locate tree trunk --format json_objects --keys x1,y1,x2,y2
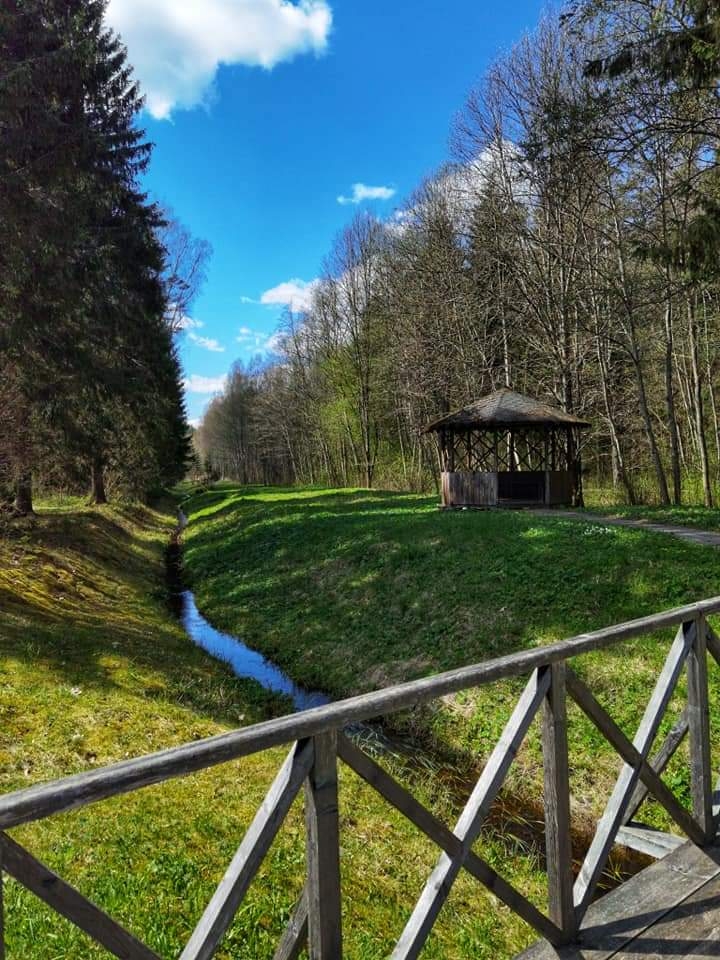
[
  {"x1": 663, "y1": 296, "x2": 682, "y2": 505},
  {"x1": 632, "y1": 352, "x2": 670, "y2": 504},
  {"x1": 14, "y1": 470, "x2": 34, "y2": 515},
  {"x1": 688, "y1": 297, "x2": 713, "y2": 507},
  {"x1": 595, "y1": 325, "x2": 636, "y2": 504},
  {"x1": 90, "y1": 458, "x2": 108, "y2": 505}
]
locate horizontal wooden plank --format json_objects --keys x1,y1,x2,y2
[
  {"x1": 1, "y1": 599, "x2": 719, "y2": 830},
  {"x1": 615, "y1": 825, "x2": 685, "y2": 860},
  {"x1": 0, "y1": 833, "x2": 160, "y2": 960},
  {"x1": 615, "y1": 870, "x2": 720, "y2": 959},
  {"x1": 517, "y1": 840, "x2": 720, "y2": 960}
]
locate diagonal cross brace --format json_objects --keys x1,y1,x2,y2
[
  {"x1": 180, "y1": 739, "x2": 314, "y2": 960},
  {"x1": 391, "y1": 667, "x2": 551, "y2": 960},
  {"x1": 570, "y1": 622, "x2": 696, "y2": 916},
  {"x1": 0, "y1": 833, "x2": 161, "y2": 960},
  {"x1": 273, "y1": 890, "x2": 308, "y2": 960},
  {"x1": 567, "y1": 621, "x2": 703, "y2": 918},
  {"x1": 337, "y1": 732, "x2": 562, "y2": 945}
]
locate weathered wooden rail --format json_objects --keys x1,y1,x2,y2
[{"x1": 2, "y1": 597, "x2": 720, "y2": 959}]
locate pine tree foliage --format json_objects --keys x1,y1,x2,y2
[{"x1": 0, "y1": 0, "x2": 193, "y2": 510}]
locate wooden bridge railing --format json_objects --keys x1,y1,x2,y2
[{"x1": 3, "y1": 597, "x2": 720, "y2": 959}]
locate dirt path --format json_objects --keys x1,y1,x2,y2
[{"x1": 532, "y1": 509, "x2": 720, "y2": 548}]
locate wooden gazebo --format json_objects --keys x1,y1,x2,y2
[{"x1": 426, "y1": 388, "x2": 590, "y2": 509}]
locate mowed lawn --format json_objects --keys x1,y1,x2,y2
[
  {"x1": 183, "y1": 485, "x2": 720, "y2": 833},
  {"x1": 0, "y1": 495, "x2": 554, "y2": 960}
]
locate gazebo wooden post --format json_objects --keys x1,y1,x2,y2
[
  {"x1": 544, "y1": 427, "x2": 551, "y2": 507},
  {"x1": 573, "y1": 427, "x2": 584, "y2": 508}
]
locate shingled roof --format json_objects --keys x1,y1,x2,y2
[{"x1": 425, "y1": 388, "x2": 591, "y2": 432}]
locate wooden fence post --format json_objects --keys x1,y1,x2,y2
[
  {"x1": 687, "y1": 617, "x2": 714, "y2": 844},
  {"x1": 305, "y1": 731, "x2": 342, "y2": 960},
  {"x1": 542, "y1": 662, "x2": 576, "y2": 942},
  {"x1": 0, "y1": 843, "x2": 5, "y2": 960}
]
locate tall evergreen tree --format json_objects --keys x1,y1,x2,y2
[{"x1": 0, "y1": 0, "x2": 191, "y2": 510}]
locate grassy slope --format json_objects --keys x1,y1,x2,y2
[
  {"x1": 0, "y1": 495, "x2": 544, "y2": 959},
  {"x1": 183, "y1": 485, "x2": 720, "y2": 833}
]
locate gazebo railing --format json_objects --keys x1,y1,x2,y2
[{"x1": 1, "y1": 597, "x2": 720, "y2": 959}]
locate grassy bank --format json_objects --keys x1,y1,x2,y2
[
  {"x1": 0, "y1": 494, "x2": 549, "y2": 959},
  {"x1": 183, "y1": 485, "x2": 720, "y2": 832}
]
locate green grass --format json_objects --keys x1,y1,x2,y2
[
  {"x1": 6, "y1": 484, "x2": 720, "y2": 958},
  {"x1": 0, "y1": 493, "x2": 550, "y2": 959},
  {"x1": 182, "y1": 484, "x2": 720, "y2": 839}
]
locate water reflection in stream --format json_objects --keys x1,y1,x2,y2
[
  {"x1": 169, "y1": 510, "x2": 330, "y2": 712},
  {"x1": 174, "y1": 588, "x2": 330, "y2": 711}
]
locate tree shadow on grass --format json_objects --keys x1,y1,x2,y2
[{"x1": 0, "y1": 505, "x2": 292, "y2": 739}]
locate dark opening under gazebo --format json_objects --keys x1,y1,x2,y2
[{"x1": 426, "y1": 388, "x2": 590, "y2": 509}]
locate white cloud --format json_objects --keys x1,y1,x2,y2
[
  {"x1": 337, "y1": 183, "x2": 396, "y2": 205},
  {"x1": 105, "y1": 0, "x2": 333, "y2": 119},
  {"x1": 183, "y1": 374, "x2": 228, "y2": 395},
  {"x1": 188, "y1": 332, "x2": 226, "y2": 353},
  {"x1": 188, "y1": 417, "x2": 201, "y2": 429},
  {"x1": 236, "y1": 325, "x2": 287, "y2": 354},
  {"x1": 237, "y1": 325, "x2": 265, "y2": 346},
  {"x1": 240, "y1": 296, "x2": 259, "y2": 305},
  {"x1": 173, "y1": 312, "x2": 204, "y2": 331},
  {"x1": 260, "y1": 277, "x2": 319, "y2": 313}
]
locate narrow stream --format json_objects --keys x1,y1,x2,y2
[
  {"x1": 166, "y1": 507, "x2": 652, "y2": 888},
  {"x1": 168, "y1": 510, "x2": 330, "y2": 712},
  {"x1": 174, "y1": 589, "x2": 330, "y2": 710}
]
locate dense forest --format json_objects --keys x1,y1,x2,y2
[
  {"x1": 0, "y1": 1, "x2": 205, "y2": 515},
  {"x1": 195, "y1": 0, "x2": 720, "y2": 506},
  {"x1": 4, "y1": 1, "x2": 720, "y2": 511}
]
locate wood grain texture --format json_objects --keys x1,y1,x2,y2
[
  {"x1": 180, "y1": 740, "x2": 313, "y2": 960},
  {"x1": 566, "y1": 669, "x2": 705, "y2": 849},
  {"x1": 569, "y1": 623, "x2": 697, "y2": 914},
  {"x1": 686, "y1": 617, "x2": 714, "y2": 843},
  {"x1": 616, "y1": 871, "x2": 720, "y2": 959},
  {"x1": 622, "y1": 709, "x2": 689, "y2": 826},
  {"x1": 615, "y1": 825, "x2": 685, "y2": 860},
  {"x1": 543, "y1": 663, "x2": 576, "y2": 941},
  {"x1": 518, "y1": 840, "x2": 720, "y2": 960},
  {"x1": 0, "y1": 834, "x2": 160, "y2": 960},
  {"x1": 305, "y1": 731, "x2": 342, "y2": 960}
]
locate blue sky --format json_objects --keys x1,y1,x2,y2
[{"x1": 105, "y1": 0, "x2": 548, "y2": 424}]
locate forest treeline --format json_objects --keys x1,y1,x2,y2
[
  {"x1": 196, "y1": 0, "x2": 720, "y2": 506},
  {"x1": 0, "y1": 1, "x2": 206, "y2": 515}
]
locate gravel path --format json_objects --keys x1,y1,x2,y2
[{"x1": 531, "y1": 509, "x2": 720, "y2": 548}]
